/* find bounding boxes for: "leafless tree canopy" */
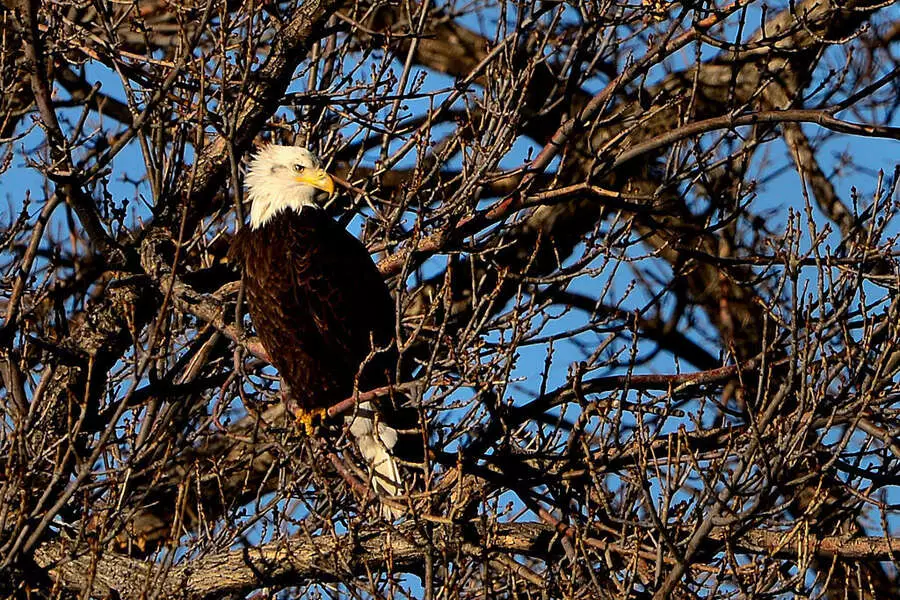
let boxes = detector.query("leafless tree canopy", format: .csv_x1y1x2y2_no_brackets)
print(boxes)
0,0,899,596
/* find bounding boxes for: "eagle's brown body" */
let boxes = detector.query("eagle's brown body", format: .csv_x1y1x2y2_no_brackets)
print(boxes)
231,209,398,409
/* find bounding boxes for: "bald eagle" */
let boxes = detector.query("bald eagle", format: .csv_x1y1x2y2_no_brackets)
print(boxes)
230,145,409,517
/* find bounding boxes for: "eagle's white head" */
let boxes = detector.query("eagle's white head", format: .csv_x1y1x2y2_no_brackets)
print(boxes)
245,145,336,229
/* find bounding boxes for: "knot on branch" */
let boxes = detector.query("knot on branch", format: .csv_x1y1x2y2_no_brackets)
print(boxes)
139,228,179,282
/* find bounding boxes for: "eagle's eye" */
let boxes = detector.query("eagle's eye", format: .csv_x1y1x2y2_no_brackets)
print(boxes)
293,164,306,173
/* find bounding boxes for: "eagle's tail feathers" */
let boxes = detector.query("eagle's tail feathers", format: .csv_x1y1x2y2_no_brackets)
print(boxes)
346,402,404,520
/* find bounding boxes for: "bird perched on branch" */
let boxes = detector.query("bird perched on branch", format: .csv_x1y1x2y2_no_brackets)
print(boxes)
230,145,414,518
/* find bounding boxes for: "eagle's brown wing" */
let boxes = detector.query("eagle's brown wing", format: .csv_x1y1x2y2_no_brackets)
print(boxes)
237,210,398,410
285,210,399,393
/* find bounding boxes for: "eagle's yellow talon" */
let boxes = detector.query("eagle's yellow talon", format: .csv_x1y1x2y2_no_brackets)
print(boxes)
294,407,327,435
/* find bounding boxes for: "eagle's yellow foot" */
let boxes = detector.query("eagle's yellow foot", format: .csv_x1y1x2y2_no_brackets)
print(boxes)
294,407,327,435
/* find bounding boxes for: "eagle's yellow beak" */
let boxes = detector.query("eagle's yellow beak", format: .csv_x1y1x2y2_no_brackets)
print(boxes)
295,168,335,198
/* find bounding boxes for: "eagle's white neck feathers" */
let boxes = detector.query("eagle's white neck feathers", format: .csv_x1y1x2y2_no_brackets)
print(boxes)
246,146,328,229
